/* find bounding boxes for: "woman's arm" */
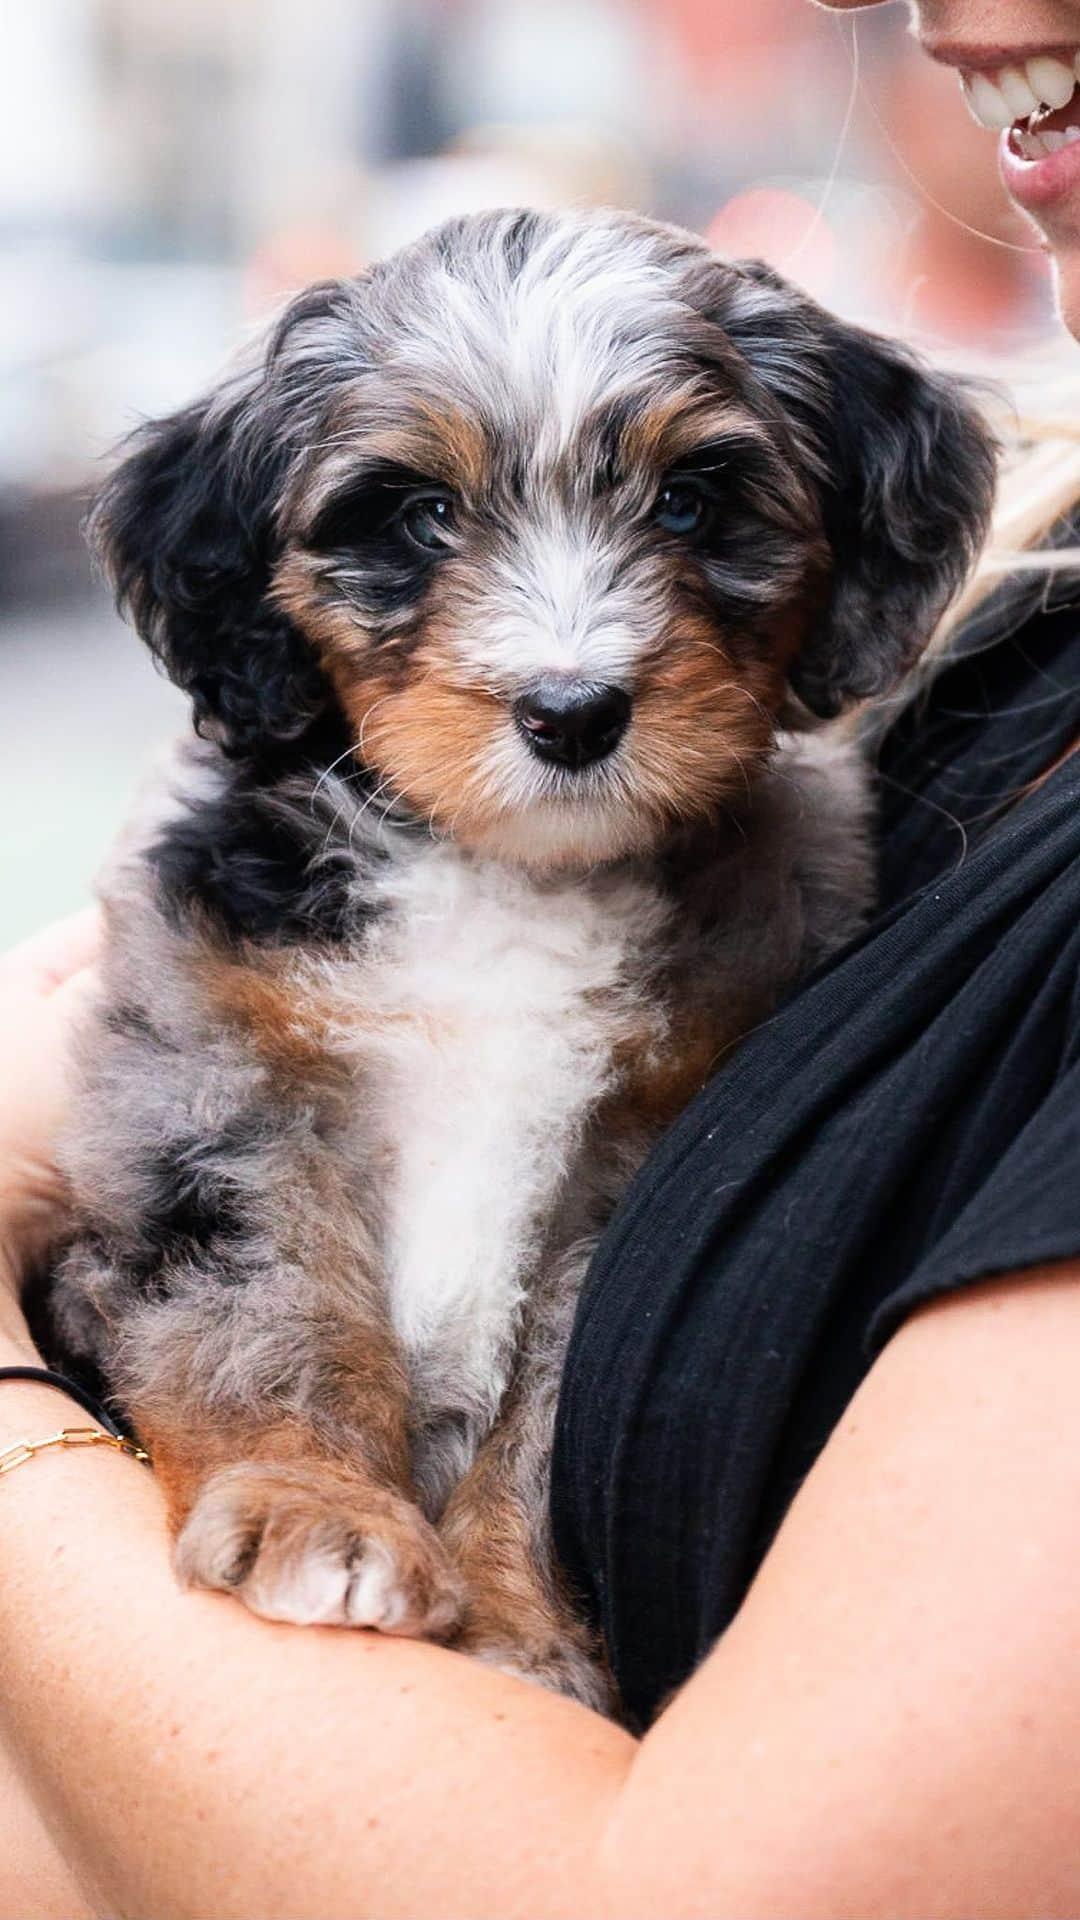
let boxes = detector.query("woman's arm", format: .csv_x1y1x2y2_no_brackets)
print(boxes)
6,918,1080,1918
0,1731,92,1920
0,1361,632,1920
608,1264,1080,1918
0,907,100,1299
7,1264,1080,1919
0,913,110,1920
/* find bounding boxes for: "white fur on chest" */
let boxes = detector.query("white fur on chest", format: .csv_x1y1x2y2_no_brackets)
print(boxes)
325,845,668,1424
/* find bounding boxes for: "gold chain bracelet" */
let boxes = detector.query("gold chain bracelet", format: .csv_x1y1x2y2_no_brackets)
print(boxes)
0,1427,150,1477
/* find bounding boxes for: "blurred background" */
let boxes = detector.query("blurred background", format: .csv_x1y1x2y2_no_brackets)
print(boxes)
0,0,1059,943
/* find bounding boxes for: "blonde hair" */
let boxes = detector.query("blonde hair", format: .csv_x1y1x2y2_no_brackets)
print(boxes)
939,357,1080,636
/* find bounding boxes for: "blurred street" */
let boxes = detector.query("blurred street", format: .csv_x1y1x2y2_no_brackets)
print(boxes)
0,596,181,944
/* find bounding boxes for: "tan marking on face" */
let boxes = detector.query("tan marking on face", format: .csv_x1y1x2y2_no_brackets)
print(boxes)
274,569,814,858
406,395,491,497
624,609,793,828
619,396,773,474
271,548,370,666
284,561,510,837
278,477,824,862
351,659,505,835
298,390,493,533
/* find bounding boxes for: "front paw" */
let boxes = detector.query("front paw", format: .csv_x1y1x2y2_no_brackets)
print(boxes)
175,1461,465,1638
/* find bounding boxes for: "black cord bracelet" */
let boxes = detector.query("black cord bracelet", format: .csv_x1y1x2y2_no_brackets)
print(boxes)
0,1367,125,1439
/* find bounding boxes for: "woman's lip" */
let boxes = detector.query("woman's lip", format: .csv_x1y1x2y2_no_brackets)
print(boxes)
999,122,1080,211
926,39,1080,72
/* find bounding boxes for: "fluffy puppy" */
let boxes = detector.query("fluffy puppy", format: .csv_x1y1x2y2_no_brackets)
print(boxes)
49,209,994,1709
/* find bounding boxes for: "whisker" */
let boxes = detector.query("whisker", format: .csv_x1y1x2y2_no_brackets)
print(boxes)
356,695,395,764
310,744,360,812
345,772,399,857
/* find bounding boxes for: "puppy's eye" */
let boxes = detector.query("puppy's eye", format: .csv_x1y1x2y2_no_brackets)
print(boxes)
654,478,711,537
397,490,457,552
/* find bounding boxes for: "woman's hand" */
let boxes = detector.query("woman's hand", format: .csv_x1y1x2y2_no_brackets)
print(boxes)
0,909,101,1351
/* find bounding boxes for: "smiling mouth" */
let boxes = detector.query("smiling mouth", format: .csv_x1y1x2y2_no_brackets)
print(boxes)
960,50,1080,156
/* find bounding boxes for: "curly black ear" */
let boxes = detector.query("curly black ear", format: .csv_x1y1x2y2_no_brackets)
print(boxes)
721,261,998,717
87,369,332,758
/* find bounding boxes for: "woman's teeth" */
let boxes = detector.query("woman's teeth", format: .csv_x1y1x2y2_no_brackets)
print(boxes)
1012,123,1080,159
961,51,1080,142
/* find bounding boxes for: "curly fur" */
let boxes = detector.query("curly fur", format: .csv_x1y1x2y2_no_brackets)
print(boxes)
49,208,996,1711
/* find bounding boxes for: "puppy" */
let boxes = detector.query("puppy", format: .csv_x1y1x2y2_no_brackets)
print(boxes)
50,209,994,1709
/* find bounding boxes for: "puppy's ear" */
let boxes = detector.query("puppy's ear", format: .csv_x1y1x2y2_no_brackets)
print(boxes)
721,261,998,717
87,370,330,757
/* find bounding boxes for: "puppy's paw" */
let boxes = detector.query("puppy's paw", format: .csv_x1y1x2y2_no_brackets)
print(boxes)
174,1461,465,1638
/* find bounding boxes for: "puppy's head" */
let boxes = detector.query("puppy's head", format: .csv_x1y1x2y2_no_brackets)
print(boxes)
91,209,995,869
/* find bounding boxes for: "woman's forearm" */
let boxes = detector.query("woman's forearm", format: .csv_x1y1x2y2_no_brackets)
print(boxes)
11,1279,1080,1920
0,1352,634,1920
0,1725,95,1920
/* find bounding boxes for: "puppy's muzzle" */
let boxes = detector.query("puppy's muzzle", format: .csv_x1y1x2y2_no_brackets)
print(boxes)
514,676,631,771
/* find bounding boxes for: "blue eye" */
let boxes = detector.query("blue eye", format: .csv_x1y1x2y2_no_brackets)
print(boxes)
654,479,709,536
399,491,456,551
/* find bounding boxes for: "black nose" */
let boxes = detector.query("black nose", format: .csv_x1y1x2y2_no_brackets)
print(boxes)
514,677,631,770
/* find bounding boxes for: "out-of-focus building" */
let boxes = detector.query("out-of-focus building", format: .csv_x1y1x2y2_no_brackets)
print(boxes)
0,0,1056,498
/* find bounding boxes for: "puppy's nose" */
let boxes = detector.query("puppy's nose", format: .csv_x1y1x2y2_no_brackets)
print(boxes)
514,677,631,770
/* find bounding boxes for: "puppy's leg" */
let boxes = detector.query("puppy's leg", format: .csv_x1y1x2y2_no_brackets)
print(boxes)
441,1412,613,1710
55,930,466,1639
59,1241,464,1639
439,1246,615,1711
149,1327,463,1639
170,1449,464,1638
